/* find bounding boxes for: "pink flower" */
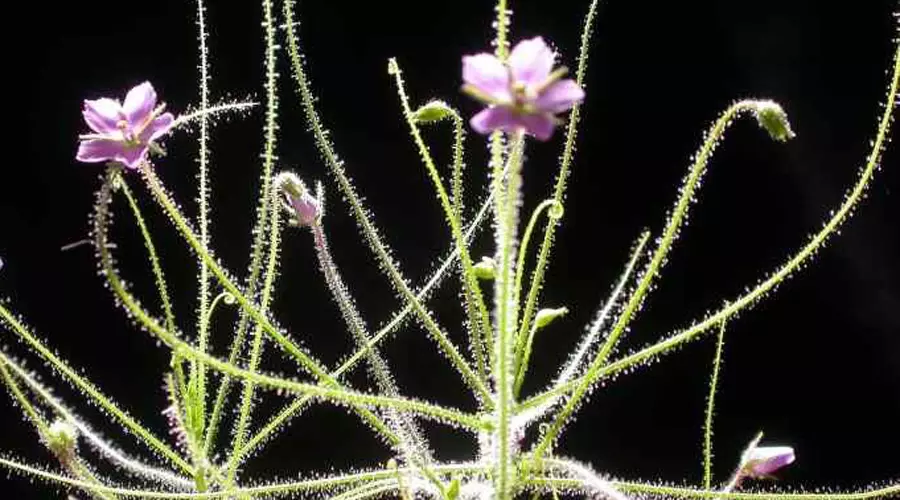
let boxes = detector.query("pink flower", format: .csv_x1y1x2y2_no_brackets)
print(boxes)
287,187,321,227
462,37,585,141
76,82,174,169
742,445,796,478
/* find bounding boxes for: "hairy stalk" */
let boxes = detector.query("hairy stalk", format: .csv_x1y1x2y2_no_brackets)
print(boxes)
493,132,526,500
205,0,281,453
101,171,409,439
0,303,192,474
555,231,650,387
0,351,194,489
449,107,467,222
0,459,484,499
171,101,258,130
225,187,285,487
0,357,117,500
525,476,900,500
192,0,212,444
512,198,563,392
118,171,176,334
533,99,766,463
516,0,601,356
704,316,728,490
237,189,496,460
524,38,899,422
541,457,629,500
309,216,430,463
282,2,490,405
389,57,493,395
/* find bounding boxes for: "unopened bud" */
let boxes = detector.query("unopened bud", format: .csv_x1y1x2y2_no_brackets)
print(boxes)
754,101,795,142
534,306,568,329
276,172,321,227
741,445,795,478
472,257,496,280
412,100,452,124
47,420,78,463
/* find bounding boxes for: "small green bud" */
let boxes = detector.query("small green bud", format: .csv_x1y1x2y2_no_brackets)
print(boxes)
754,100,795,142
412,100,452,123
472,256,496,280
445,478,460,500
47,420,78,462
534,306,568,329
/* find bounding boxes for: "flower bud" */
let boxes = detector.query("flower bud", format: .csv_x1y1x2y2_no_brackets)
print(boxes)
741,445,795,478
412,100,452,124
472,257,496,280
276,172,321,227
754,101,795,142
46,420,78,463
534,306,568,329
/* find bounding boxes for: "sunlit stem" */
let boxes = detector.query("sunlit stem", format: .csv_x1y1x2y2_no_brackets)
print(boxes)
308,215,427,462
0,303,193,475
0,351,195,489
493,130,525,500
531,100,759,465
192,0,213,449
224,184,285,488
522,38,899,425
513,198,563,378
117,172,176,334
703,315,729,490
516,0,601,383
0,357,117,500
237,192,498,460
205,0,282,455
388,57,493,399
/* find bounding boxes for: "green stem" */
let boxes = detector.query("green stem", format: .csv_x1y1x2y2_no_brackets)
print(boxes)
193,0,213,445
532,100,758,465
225,187,285,486
493,132,525,500
703,315,728,490
205,0,281,454
512,198,562,377
0,303,192,475
389,57,493,399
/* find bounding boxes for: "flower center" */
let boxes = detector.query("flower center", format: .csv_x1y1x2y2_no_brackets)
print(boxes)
116,119,141,148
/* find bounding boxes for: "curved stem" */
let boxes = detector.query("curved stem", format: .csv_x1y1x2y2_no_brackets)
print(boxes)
389,57,493,400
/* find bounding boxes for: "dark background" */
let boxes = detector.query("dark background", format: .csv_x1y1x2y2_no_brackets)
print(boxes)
2,0,898,497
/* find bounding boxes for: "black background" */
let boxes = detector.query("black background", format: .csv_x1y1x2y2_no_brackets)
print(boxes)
2,0,898,497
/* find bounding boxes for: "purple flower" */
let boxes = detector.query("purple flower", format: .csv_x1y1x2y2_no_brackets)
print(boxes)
76,82,175,169
288,188,321,227
742,446,796,478
462,37,585,141
277,173,321,227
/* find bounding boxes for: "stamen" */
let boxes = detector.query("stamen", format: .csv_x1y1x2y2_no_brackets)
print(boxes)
535,66,570,95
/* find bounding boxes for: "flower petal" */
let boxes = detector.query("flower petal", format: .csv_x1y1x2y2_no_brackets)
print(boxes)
508,37,555,87
535,79,585,114
119,145,150,170
517,113,557,141
76,138,124,163
469,106,519,135
82,98,123,133
470,106,557,140
744,446,796,477
463,54,511,101
123,82,158,125
139,112,175,143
